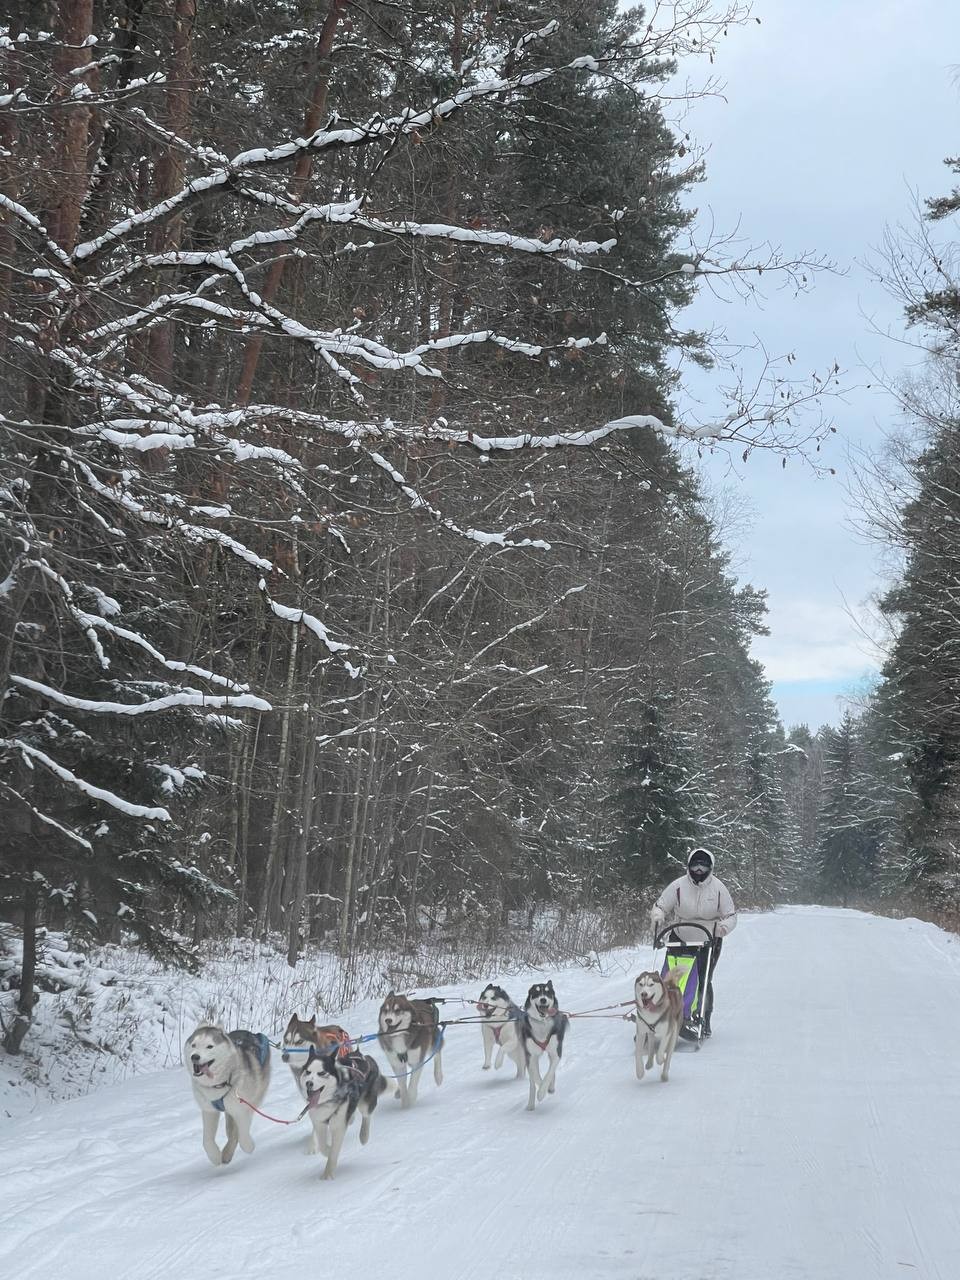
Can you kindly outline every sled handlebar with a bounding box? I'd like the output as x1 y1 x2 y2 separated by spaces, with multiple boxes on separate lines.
653 921 717 949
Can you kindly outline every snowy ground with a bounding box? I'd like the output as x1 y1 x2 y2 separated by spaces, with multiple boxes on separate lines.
1 907 959 1280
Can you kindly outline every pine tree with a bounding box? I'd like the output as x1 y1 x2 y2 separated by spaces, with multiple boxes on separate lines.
777 725 825 900
851 142 960 922
815 714 875 907
610 694 698 895
739 727 790 906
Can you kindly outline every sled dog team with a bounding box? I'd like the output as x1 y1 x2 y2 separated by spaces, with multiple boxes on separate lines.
186 971 678 1177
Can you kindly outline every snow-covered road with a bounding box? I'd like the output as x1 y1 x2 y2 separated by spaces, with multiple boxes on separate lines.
2 907 958 1280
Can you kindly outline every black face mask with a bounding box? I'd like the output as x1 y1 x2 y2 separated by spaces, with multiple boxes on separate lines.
689 863 710 883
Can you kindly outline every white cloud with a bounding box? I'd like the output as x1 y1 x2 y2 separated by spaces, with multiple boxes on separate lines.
751 597 884 683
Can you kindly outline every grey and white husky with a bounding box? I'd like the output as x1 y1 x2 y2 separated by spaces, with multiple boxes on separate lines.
477 983 525 1078
377 991 444 1108
184 1025 271 1166
301 1046 388 1180
521 981 569 1112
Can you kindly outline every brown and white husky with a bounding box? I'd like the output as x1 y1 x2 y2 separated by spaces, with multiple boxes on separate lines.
281 1013 351 1097
631 971 683 1082
377 992 444 1108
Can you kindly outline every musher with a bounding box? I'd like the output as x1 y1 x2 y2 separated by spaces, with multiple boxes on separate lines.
650 847 737 1039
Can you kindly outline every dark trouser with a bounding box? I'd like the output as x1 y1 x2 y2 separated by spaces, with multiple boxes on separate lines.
698 939 722 1029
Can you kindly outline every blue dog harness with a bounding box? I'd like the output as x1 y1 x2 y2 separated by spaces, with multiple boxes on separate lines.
210 1031 270 1111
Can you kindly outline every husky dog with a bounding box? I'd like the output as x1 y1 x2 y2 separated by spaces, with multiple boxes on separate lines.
281 1013 350 1095
301 1046 388 1180
185 1025 271 1166
632 971 683 1082
520 981 569 1112
477 983 525 1078
377 991 444 1108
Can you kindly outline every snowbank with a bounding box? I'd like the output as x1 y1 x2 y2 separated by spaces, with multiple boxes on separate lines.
0 913 628 1120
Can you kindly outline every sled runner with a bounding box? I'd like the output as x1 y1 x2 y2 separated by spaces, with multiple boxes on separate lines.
653 921 718 1050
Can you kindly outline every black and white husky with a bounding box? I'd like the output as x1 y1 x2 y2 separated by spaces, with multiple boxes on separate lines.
477 983 526 1078
185 1025 271 1166
521 981 569 1112
301 1046 388 1180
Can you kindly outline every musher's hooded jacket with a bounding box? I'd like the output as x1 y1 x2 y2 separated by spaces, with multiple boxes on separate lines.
650 849 737 943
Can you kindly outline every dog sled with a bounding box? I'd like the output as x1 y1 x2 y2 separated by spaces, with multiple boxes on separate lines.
653 921 718 1050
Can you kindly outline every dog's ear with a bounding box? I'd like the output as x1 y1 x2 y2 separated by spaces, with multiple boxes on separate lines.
286 1013 298 1028
306 1015 316 1028
306 1045 318 1064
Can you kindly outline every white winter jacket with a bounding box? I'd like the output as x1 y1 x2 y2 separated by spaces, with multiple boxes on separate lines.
650 873 737 943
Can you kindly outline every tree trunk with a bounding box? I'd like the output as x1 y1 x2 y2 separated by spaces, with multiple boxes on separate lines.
79 0 146 236
258 618 301 933
46 0 96 253
286 714 319 966
235 0 348 406
0 4 27 339
3 881 39 1055
427 1 464 416
147 0 197 388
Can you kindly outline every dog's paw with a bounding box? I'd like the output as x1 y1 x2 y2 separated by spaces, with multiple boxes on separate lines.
219 1147 233 1166
482 1063 491 1070
321 1166 336 1181
238 1135 255 1154
204 1146 222 1167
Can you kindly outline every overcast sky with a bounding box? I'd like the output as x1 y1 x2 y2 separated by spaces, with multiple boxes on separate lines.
667 0 960 728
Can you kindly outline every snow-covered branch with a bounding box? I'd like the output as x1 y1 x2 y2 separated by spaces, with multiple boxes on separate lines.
8 675 271 716
258 581 353 659
366 450 551 551
4 740 172 822
71 52 620 265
